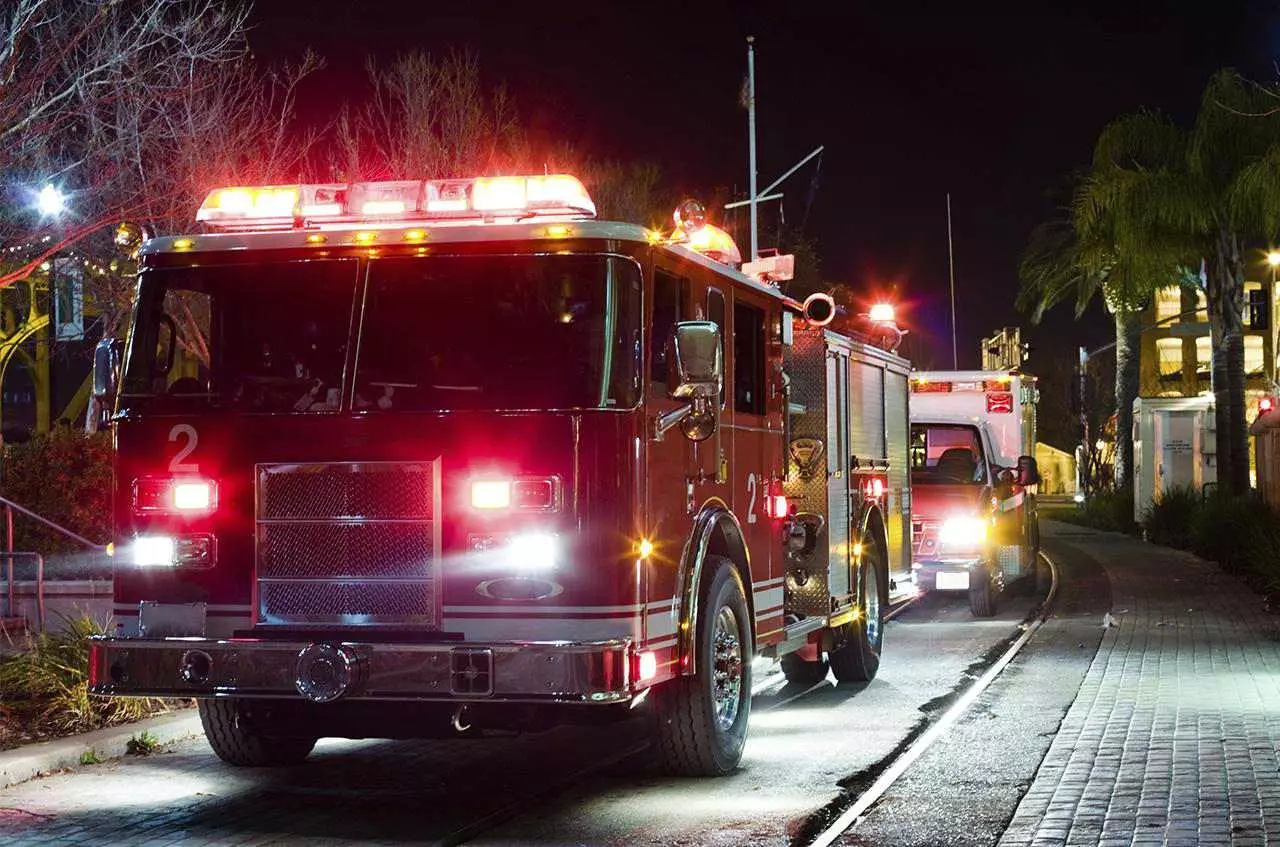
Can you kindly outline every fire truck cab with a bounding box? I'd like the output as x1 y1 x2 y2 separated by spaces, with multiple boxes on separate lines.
908 370 1041 617
89 175 911 776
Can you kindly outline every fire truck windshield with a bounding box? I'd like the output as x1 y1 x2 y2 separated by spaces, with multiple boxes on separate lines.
121 253 641 414
353 254 640 412
122 259 359 414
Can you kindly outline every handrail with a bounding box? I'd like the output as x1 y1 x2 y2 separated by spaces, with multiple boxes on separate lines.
0 495 107 551
0 494 106 634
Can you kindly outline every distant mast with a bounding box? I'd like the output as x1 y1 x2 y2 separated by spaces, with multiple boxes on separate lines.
947 193 958 369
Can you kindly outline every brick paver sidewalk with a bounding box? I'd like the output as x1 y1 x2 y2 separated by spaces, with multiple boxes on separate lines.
999 524 1280 847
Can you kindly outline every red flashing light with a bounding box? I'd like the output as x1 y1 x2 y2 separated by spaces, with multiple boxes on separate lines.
765 480 789 519
912 381 951 393
1261 397 1275 414
133 478 217 515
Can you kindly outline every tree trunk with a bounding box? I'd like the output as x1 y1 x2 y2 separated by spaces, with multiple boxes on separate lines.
1206 254 1235 495
1113 308 1141 490
1209 232 1251 496
1223 232 1250 495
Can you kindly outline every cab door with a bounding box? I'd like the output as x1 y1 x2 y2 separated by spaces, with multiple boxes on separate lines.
729 289 782 635
645 266 694 600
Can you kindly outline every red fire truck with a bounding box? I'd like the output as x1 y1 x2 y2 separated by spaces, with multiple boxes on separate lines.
88 175 912 776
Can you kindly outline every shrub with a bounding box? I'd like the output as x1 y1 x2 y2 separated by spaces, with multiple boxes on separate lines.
1056 485 1138 534
126 731 159 756
1141 485 1199 548
0 614 170 737
1186 492 1273 568
79 749 102 765
0 428 112 553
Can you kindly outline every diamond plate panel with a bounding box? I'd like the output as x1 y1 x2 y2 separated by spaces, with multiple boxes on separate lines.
258 523 433 579
258 462 434 520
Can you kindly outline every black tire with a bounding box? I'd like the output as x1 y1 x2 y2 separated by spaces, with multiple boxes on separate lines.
968 564 999 618
829 540 885 683
199 699 317 767
780 650 829 687
651 556 752 776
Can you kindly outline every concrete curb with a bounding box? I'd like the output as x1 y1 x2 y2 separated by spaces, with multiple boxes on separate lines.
0 709 202 789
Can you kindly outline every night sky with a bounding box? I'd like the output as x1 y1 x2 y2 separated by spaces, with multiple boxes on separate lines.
252 1 1274 373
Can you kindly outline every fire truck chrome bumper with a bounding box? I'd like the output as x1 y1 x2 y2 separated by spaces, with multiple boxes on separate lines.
88 636 634 704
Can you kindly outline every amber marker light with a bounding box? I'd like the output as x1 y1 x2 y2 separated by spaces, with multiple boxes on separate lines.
172 238 194 251
545 224 572 238
353 231 377 244
403 229 428 242
306 234 327 245
637 538 655 560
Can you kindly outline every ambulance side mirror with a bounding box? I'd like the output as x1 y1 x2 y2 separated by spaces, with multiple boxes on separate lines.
1016 455 1040 487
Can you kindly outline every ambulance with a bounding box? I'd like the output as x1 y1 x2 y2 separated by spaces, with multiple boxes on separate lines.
907 370 1041 616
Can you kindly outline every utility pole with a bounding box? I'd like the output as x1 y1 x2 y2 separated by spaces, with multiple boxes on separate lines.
1079 346 1090 497
746 36 758 262
946 193 958 369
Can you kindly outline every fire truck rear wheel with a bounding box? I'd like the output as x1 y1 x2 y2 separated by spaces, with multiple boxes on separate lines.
198 699 317 767
829 541 885 684
651 556 752 777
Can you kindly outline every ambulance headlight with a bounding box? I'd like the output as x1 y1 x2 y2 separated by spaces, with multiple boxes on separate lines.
938 517 987 548
505 532 559 571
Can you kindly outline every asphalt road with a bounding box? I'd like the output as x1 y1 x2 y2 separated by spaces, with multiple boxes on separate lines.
0 569 1069 846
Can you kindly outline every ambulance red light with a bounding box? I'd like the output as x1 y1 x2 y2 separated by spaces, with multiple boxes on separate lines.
765 480 788 519
197 186 298 223
134 478 217 514
869 303 895 323
472 176 526 211
362 200 407 215
173 481 213 511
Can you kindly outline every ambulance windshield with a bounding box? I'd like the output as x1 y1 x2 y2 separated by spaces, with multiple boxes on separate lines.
121 254 642 414
909 424 988 485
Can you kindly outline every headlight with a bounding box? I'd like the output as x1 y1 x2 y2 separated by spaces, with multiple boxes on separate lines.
505 532 558 571
133 535 176 567
938 517 988 547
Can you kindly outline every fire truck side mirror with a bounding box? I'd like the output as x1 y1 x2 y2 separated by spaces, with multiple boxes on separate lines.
651 322 722 443
668 321 722 401
92 338 121 400
1016 455 1041 487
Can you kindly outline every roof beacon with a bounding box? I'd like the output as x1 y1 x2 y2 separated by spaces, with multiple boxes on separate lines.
196 174 596 231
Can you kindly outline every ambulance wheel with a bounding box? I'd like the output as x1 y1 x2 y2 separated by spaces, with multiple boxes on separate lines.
968 564 999 618
780 650 829 687
651 556 752 777
199 699 316 767
829 542 885 684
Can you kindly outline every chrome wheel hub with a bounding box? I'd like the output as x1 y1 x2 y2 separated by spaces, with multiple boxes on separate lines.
711 606 743 731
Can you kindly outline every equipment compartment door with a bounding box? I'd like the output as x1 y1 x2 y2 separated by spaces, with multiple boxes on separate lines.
826 349 852 598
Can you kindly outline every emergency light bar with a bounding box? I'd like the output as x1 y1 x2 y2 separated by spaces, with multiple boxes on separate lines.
196 174 597 231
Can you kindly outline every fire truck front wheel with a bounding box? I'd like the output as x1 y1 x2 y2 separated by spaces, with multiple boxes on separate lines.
829 541 886 683
198 699 318 767
651 556 752 777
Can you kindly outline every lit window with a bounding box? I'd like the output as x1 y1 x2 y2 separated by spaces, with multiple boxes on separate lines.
1156 338 1183 378
1246 335 1264 376
1195 337 1211 377
1155 287 1181 323
1195 290 1207 323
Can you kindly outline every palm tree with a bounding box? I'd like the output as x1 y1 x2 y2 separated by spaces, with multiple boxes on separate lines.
1018 189 1158 493
1079 70 1280 496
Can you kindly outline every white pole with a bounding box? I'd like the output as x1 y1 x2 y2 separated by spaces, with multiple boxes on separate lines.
947 193 958 368
747 36 758 262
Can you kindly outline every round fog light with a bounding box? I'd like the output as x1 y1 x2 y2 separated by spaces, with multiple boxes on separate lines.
295 643 358 703
179 650 213 685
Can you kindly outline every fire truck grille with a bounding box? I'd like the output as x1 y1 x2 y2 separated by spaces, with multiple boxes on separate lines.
259 581 436 623
259 524 433 579
256 461 440 628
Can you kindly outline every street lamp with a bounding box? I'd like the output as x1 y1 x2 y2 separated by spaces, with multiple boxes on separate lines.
1267 251 1280 268
36 185 66 217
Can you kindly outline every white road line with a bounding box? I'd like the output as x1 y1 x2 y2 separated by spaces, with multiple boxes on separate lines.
806 551 1059 847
